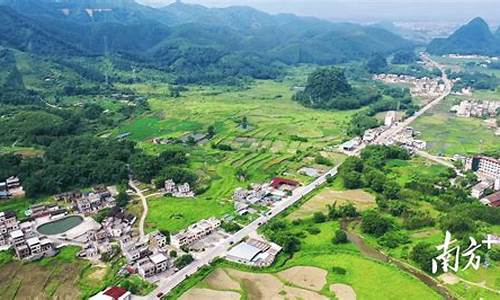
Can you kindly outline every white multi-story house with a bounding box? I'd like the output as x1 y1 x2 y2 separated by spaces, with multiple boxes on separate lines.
171 218 221 249
466 156 500 180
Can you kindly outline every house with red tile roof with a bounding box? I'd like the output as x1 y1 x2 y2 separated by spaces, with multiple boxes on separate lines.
89 286 131 300
270 177 300 191
480 191 500 207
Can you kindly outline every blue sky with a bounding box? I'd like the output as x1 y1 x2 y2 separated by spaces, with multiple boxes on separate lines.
137 0 500 23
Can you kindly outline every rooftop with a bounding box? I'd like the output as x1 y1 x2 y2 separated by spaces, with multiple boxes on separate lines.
10 229 24 239
150 253 168 265
103 286 129 300
227 242 262 261
484 191 500 203
271 177 300 188
26 237 40 247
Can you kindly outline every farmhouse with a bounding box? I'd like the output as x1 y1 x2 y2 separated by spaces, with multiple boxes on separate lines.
150 230 169 250
299 167 321 178
0 210 19 246
12 232 55 260
481 191 500 207
163 180 195 198
471 181 494 198
340 138 361 152
271 177 300 191
137 253 171 278
90 286 131 300
171 218 221 249
0 176 24 199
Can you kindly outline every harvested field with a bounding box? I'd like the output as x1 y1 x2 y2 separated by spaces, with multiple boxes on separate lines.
278 266 327 291
180 288 241 300
330 283 357 300
0 261 82 299
225 268 328 300
287 188 375 220
204 269 241 291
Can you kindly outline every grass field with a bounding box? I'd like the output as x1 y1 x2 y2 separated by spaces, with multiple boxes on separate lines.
145 196 233 233
413 93 500 156
385 157 453 187
117 79 357 232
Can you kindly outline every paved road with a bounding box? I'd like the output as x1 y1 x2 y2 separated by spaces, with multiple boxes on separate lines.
129 180 148 240
374 53 453 145
141 167 339 299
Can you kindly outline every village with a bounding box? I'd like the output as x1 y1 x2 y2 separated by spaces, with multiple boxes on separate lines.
373 73 447 101
341 110 428 154
450 99 500 135
0 172 301 288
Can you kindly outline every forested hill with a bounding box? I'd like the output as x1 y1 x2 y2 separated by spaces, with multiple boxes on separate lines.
0 0 413 84
427 17 500 56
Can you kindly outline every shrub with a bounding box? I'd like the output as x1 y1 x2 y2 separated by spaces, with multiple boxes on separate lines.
306 226 321 235
332 266 347 275
313 212 327 223
332 229 348 244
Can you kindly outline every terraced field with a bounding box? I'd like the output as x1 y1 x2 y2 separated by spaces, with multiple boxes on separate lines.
120 80 357 232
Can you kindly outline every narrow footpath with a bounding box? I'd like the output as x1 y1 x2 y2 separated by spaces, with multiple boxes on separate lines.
129 180 148 240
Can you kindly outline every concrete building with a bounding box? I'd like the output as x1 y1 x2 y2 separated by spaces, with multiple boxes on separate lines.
226 238 282 267
471 181 493 198
384 111 397 127
150 230 168 250
137 253 170 278
340 138 361 151
171 218 221 249
466 156 500 180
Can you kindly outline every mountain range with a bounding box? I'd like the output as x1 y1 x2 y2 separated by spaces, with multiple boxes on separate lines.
427 17 500 56
0 0 412 72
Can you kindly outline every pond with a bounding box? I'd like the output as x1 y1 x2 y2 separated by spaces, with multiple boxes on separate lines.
37 215 84 235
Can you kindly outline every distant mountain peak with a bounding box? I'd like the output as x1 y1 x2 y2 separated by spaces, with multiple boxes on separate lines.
427 16 500 56
468 16 489 26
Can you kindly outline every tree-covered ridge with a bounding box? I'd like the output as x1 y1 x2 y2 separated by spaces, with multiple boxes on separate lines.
293 67 377 110
293 66 414 114
427 17 500 56
0 0 412 84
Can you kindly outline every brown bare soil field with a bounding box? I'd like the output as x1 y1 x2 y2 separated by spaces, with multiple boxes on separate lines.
277 266 327 291
224 268 328 300
179 288 241 300
204 268 241 291
330 283 357 300
287 188 375 220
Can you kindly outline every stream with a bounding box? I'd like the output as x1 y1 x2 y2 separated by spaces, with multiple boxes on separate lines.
341 219 456 300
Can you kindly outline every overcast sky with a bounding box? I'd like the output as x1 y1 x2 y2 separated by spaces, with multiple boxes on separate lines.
137 0 500 23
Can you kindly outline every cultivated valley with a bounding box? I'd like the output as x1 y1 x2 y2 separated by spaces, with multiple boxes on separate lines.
0 1 499 300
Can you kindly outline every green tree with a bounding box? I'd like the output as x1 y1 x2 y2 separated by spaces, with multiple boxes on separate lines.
361 210 392 237
410 242 439 273
175 254 194 268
